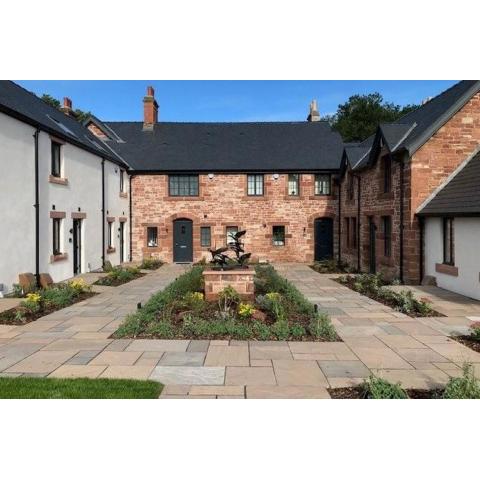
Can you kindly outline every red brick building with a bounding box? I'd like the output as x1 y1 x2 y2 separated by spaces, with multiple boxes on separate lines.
86 81 480 285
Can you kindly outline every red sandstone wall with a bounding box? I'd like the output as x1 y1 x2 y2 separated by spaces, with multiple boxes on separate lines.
132 173 338 263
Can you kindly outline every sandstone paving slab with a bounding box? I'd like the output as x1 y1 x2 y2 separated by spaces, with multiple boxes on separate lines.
66 350 104 365
217 395 245 399
161 385 191 396
187 340 210 352
210 340 229 346
42 339 112 352
273 360 329 387
151 366 225 385
246 385 331 399
49 364 107 379
90 351 143 366
292 353 337 361
250 344 293 361
319 360 371 378
204 346 249 366
337 317 376 326
413 335 454 345
250 359 272 367
342 336 388 348
100 365 155 380
189 385 245 396
336 326 387 337
328 377 365 389
72 332 112 340
19 320 65 332
427 342 480 364
225 367 276 386
159 351 206 366
392 322 443 336
6 350 77 374
288 342 356 360
160 395 216 399
0 327 23 339
432 362 463 375
135 351 165 367
376 334 429 350
372 369 451 390
396 348 450 363
125 339 189 352
347 347 413 370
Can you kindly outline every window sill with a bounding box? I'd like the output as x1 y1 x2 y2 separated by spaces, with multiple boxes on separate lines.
49 175 69 186
107 247 116 254
50 253 68 263
119 192 128 198
308 195 335 200
163 196 204 201
436 263 458 277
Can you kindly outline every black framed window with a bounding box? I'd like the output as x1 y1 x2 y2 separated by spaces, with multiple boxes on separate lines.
382 216 392 257
288 174 300 196
443 218 455 265
272 226 285 246
169 175 199 196
52 218 61 255
314 174 331 195
383 156 392 193
147 227 158 247
120 169 125 193
108 221 114 248
200 226 211 247
226 226 238 245
51 141 61 177
247 174 264 196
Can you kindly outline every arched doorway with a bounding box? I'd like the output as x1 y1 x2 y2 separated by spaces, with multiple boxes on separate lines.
173 218 193 262
314 217 333 261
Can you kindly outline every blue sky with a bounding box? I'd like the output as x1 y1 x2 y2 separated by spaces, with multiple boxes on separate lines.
16 80 457 122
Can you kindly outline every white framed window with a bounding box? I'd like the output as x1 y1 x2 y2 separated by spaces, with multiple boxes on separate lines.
108 221 115 249
51 141 62 177
52 218 62 255
247 174 264 196
288 174 300 196
315 174 331 195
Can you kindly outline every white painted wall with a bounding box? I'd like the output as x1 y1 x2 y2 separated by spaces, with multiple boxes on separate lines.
0 112 36 293
0 112 130 292
424 217 480 300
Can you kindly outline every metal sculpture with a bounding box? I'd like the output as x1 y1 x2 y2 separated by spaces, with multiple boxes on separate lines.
209 230 251 269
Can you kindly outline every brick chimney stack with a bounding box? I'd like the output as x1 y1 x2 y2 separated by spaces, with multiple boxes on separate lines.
60 97 75 117
143 86 159 130
307 99 320 122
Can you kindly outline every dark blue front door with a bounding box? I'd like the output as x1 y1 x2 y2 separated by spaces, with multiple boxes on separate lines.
173 219 193 262
314 217 333 261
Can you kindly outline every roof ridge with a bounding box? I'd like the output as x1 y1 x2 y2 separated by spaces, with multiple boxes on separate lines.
105 120 331 125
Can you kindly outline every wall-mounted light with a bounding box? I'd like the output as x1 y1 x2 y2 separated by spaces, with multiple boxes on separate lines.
208 173 215 180
52 205 56 210
272 173 279 180
204 214 207 219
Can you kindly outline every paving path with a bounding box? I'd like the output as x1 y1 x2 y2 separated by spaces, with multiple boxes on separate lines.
1 263 480 398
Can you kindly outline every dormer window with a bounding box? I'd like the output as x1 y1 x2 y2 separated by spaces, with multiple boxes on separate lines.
120 169 125 193
51 141 62 177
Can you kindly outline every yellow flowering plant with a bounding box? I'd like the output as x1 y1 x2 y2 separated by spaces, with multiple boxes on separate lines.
26 292 42 304
68 278 91 293
238 302 255 319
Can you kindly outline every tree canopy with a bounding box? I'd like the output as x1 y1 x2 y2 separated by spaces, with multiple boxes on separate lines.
40 93 91 124
324 92 419 143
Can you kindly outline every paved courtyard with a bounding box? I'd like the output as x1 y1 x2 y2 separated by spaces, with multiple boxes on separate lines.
1 263 480 398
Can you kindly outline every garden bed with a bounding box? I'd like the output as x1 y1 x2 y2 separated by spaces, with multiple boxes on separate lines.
454 336 480 354
336 273 441 317
310 259 350 274
0 279 96 326
114 264 340 341
328 387 444 399
139 258 164 270
94 266 145 287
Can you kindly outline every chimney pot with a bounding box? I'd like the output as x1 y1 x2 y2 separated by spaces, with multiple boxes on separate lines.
143 85 159 130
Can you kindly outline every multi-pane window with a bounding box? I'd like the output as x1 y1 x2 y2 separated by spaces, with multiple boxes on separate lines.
288 174 300 196
382 216 392 257
52 218 61 255
443 218 455 265
226 226 238 245
351 217 357 248
247 174 264 196
108 221 114 248
383 156 392 193
147 227 158 247
344 218 350 248
314 174 331 195
200 226 211 247
169 175 199 196
272 226 285 246
51 141 62 177
120 169 125 193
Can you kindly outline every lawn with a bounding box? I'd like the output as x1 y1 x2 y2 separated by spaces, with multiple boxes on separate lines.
114 264 339 341
0 377 163 399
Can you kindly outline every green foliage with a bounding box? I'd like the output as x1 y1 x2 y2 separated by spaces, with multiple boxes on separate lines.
237 302 255 320
140 257 163 270
324 92 419 142
11 284 24 298
96 266 141 286
469 322 480 342
103 260 113 272
271 320 290 341
42 286 76 309
443 364 480 399
361 375 408 399
308 312 337 341
252 320 272 340
218 285 240 314
40 93 91 124
311 259 347 274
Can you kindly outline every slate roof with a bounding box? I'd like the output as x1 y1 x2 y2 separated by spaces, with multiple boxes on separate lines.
102 121 344 172
0 81 127 167
418 150 480 216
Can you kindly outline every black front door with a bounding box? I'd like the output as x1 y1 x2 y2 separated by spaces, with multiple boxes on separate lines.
314 217 333 261
173 219 193 262
73 219 82 275
119 222 125 263
369 217 376 274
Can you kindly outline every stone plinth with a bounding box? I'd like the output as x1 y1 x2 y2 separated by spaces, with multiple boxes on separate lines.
203 268 255 301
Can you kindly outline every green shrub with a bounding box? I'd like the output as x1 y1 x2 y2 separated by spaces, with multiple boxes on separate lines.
308 312 337 341
311 259 347 274
443 364 480 399
271 321 290 341
140 257 163 270
42 286 76 309
103 260 113 272
361 375 408 399
252 320 271 340
11 283 24 298
289 324 306 338
469 322 480 342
